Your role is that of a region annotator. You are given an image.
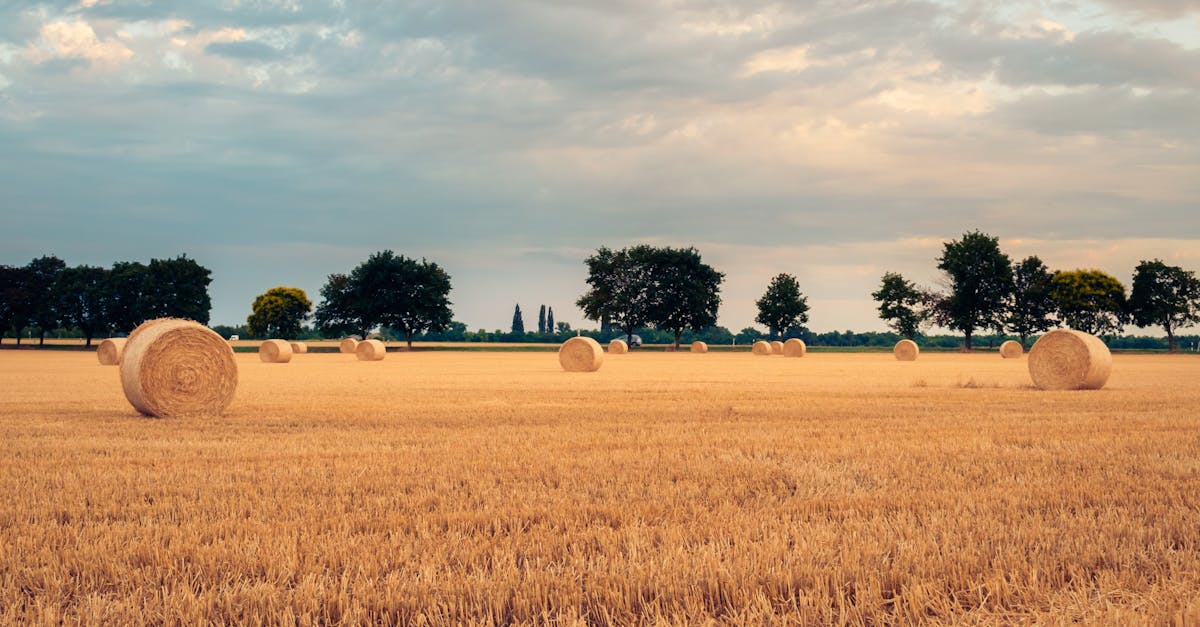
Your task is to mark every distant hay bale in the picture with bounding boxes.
[290,342,308,354]
[1028,329,1112,390]
[259,339,293,363]
[559,337,604,372]
[894,339,919,361]
[691,341,708,353]
[339,338,359,354]
[770,341,784,355]
[356,339,386,361]
[751,340,772,356]
[1000,340,1023,359]
[783,338,807,358]
[609,339,628,354]
[97,338,126,366]
[119,318,237,418]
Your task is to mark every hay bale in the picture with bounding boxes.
[783,338,807,358]
[609,339,628,354]
[290,342,308,354]
[1000,340,1023,359]
[339,338,359,354]
[97,338,126,366]
[356,339,387,361]
[559,337,604,372]
[691,341,708,353]
[770,341,784,355]
[259,339,293,363]
[894,339,919,361]
[751,340,772,355]
[119,318,237,418]
[1028,329,1112,390]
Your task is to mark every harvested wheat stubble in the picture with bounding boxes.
[559,337,604,372]
[770,341,784,355]
[339,338,359,354]
[752,341,772,356]
[1000,340,1023,359]
[356,339,386,362]
[119,318,237,418]
[96,338,126,366]
[609,339,628,354]
[258,340,293,364]
[289,342,308,354]
[783,338,807,358]
[1028,329,1112,390]
[691,341,708,353]
[894,339,919,361]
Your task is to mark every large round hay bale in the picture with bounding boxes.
[559,337,604,372]
[339,338,359,354]
[356,339,386,361]
[97,338,126,366]
[1028,329,1112,390]
[691,341,708,353]
[1000,340,1023,359]
[259,339,293,363]
[609,339,628,354]
[894,339,919,361]
[290,341,308,354]
[770,341,784,355]
[751,340,772,355]
[119,318,237,418]
[783,338,807,358]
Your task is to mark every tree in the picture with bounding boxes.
[0,265,30,344]
[1128,259,1200,352]
[537,305,546,335]
[25,255,67,345]
[246,287,312,339]
[871,272,926,340]
[104,261,149,334]
[547,307,555,336]
[1051,269,1127,337]
[56,265,110,346]
[314,273,370,340]
[512,304,525,334]
[142,255,213,324]
[935,231,1013,350]
[1006,256,1057,348]
[577,245,657,346]
[755,273,808,340]
[648,247,724,349]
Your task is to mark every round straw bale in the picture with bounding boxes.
[1028,329,1112,390]
[751,340,772,355]
[259,339,293,363]
[770,341,784,355]
[894,339,919,361]
[609,339,628,354]
[339,338,359,354]
[356,339,386,361]
[97,338,126,366]
[119,318,237,418]
[691,341,708,353]
[783,338,807,358]
[1000,340,1023,359]
[559,337,604,372]
[289,341,308,354]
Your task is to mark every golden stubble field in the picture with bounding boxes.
[1,350,1198,625]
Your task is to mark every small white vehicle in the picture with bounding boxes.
[229,335,240,341]
[612,334,642,347]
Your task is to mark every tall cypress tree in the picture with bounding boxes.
[547,307,555,335]
[512,303,525,334]
[538,304,546,334]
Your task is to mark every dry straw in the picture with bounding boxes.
[259,339,293,363]
[290,342,308,354]
[119,318,237,418]
[1028,329,1112,390]
[1000,340,1023,359]
[339,338,359,354]
[894,339,919,361]
[97,338,126,366]
[691,341,708,353]
[609,339,628,354]
[751,341,772,356]
[783,338,807,358]
[770,341,784,355]
[356,339,387,361]
[559,337,604,372]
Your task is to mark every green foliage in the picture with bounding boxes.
[512,304,525,334]
[0,265,30,343]
[55,265,110,346]
[105,261,148,333]
[1006,256,1057,347]
[247,286,312,339]
[537,305,546,335]
[25,256,66,345]
[755,274,809,340]
[871,272,925,340]
[1128,259,1200,351]
[547,307,555,334]
[141,255,213,324]
[1051,269,1127,337]
[935,230,1014,349]
[315,251,453,347]
[648,247,724,348]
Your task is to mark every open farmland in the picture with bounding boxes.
[2,350,1199,624]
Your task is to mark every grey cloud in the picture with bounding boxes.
[204,40,283,60]
[992,86,1200,139]
[1093,0,1200,19]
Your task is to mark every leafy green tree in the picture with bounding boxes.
[512,304,525,334]
[142,255,213,324]
[735,327,764,344]
[56,265,111,346]
[246,286,312,339]
[547,307,555,336]
[104,261,149,333]
[1051,269,1127,337]
[935,230,1013,350]
[871,272,925,340]
[26,255,66,345]
[1006,256,1057,347]
[577,245,656,347]
[314,273,369,340]
[1128,259,1200,352]
[0,265,30,344]
[648,247,724,349]
[537,305,546,335]
[755,273,808,340]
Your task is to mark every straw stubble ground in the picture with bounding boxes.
[1,350,1199,625]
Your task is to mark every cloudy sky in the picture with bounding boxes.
[1,0,1197,333]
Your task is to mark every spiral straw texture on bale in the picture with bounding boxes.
[119,318,237,418]
[1000,340,1023,359]
[356,339,387,361]
[751,341,772,356]
[97,338,126,366]
[339,338,359,354]
[770,341,784,355]
[609,339,628,354]
[259,339,293,363]
[783,338,807,358]
[1028,329,1112,390]
[559,337,604,372]
[691,341,708,353]
[894,339,919,361]
[290,342,308,354]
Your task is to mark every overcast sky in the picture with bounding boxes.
[1,0,1197,333]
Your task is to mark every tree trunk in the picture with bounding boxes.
[626,329,634,347]
[1019,332,1028,349]
[963,328,973,351]
[85,333,93,348]
[39,329,46,346]
[1166,322,1175,353]
[674,330,681,350]
[406,330,414,350]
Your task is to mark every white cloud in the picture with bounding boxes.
[31,20,133,68]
